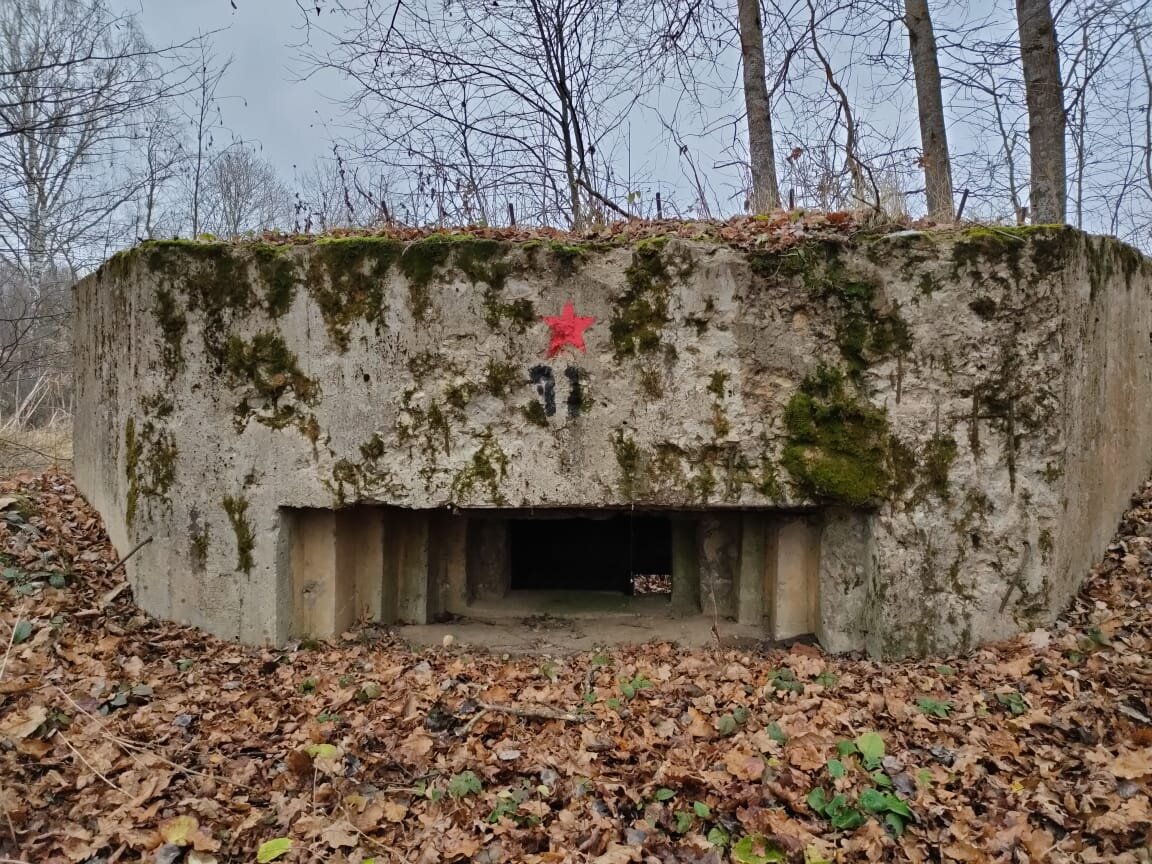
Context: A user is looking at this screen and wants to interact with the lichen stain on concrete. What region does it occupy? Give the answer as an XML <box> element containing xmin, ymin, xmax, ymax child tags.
<box><xmin>76</xmin><ymin>226</ymin><xmax>1152</xmax><ymax>656</ymax></box>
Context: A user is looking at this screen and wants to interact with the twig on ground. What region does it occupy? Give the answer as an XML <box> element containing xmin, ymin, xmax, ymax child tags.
<box><xmin>107</xmin><ymin>536</ymin><xmax>154</xmax><ymax>578</ymax></box>
<box><xmin>53</xmin><ymin>731</ymin><xmax>129</xmax><ymax>798</ymax></box>
<box><xmin>50</xmin><ymin>685</ymin><xmax>261</xmax><ymax>793</ymax></box>
<box><xmin>0</xmin><ymin>607</ymin><xmax>22</xmax><ymax>683</ymax></box>
<box><xmin>476</xmin><ymin>701</ymin><xmax>584</xmax><ymax>723</ymax></box>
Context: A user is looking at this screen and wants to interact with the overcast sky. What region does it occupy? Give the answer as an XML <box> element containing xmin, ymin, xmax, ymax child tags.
<box><xmin>112</xmin><ymin>0</ymin><xmax>346</xmax><ymax>181</ymax></box>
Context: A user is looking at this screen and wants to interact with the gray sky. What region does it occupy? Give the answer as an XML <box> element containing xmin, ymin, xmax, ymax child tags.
<box><xmin>113</xmin><ymin>0</ymin><xmax>345</xmax><ymax>180</ymax></box>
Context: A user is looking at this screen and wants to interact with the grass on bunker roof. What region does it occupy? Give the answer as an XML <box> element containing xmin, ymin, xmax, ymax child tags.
<box><xmin>145</xmin><ymin>210</ymin><xmax>924</xmax><ymax>253</ymax></box>
<box><xmin>0</xmin><ymin>471</ymin><xmax>1150</xmax><ymax>864</ymax></box>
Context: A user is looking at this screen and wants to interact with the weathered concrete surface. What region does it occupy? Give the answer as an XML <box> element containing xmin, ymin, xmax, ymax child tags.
<box><xmin>73</xmin><ymin>227</ymin><xmax>1152</xmax><ymax>656</ymax></box>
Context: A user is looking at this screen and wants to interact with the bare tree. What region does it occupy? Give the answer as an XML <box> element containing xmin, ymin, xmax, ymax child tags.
<box><xmin>0</xmin><ymin>0</ymin><xmax>161</xmax><ymax>280</ymax></box>
<box><xmin>737</xmin><ymin>0</ymin><xmax>782</xmax><ymax>212</ymax></box>
<box><xmin>1016</xmin><ymin>0</ymin><xmax>1066</xmax><ymax>223</ymax></box>
<box><xmin>305</xmin><ymin>0</ymin><xmax>657</xmax><ymax>228</ymax></box>
<box><xmin>904</xmin><ymin>0</ymin><xmax>954</xmax><ymax>220</ymax></box>
<box><xmin>0</xmin><ymin>0</ymin><xmax>190</xmax><ymax>418</ymax></box>
<box><xmin>198</xmin><ymin>145</ymin><xmax>293</xmax><ymax>238</ymax></box>
<box><xmin>182</xmin><ymin>40</ymin><xmax>233</xmax><ymax>237</ymax></box>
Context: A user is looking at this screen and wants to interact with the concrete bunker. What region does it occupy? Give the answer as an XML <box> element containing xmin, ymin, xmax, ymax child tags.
<box><xmin>281</xmin><ymin>504</ymin><xmax>824</xmax><ymax>642</ymax></box>
<box><xmin>73</xmin><ymin>226</ymin><xmax>1152</xmax><ymax>656</ymax></box>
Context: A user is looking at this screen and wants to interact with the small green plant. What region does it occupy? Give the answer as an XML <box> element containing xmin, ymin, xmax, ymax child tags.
<box><xmin>176</xmin><ymin>658</ymin><xmax>194</xmax><ymax>672</ymax></box>
<box><xmin>854</xmin><ymin>731</ymin><xmax>885</xmax><ymax>768</ymax></box>
<box><xmin>2</xmin><ymin>567</ymin><xmax>44</xmax><ymax>597</ymax></box>
<box><xmin>299</xmin><ymin>678</ymin><xmax>317</xmax><ymax>694</ymax></box>
<box><xmin>936</xmin><ymin>664</ymin><xmax>956</xmax><ymax>677</ymax></box>
<box><xmin>591</xmin><ymin>653</ymin><xmax>611</xmax><ymax>666</ymax></box>
<box><xmin>653</xmin><ymin>787</ymin><xmax>676</xmax><ymax>802</ymax></box>
<box><xmin>448</xmin><ymin>770</ymin><xmax>483</xmax><ymax>799</ymax></box>
<box><xmin>826</xmin><ymin>758</ymin><xmax>846</xmax><ymax>779</ymax></box>
<box><xmin>316</xmin><ymin>712</ymin><xmax>343</xmax><ymax>724</ymax></box>
<box><xmin>858</xmin><ymin>788</ymin><xmax>914</xmax><ymax>836</ymax></box>
<box><xmin>357</xmin><ymin>682</ymin><xmax>382</xmax><ymax>702</ymax></box>
<box><xmin>706</xmin><ymin>825</ymin><xmax>730</xmax><ymax>847</ymax></box>
<box><xmin>765</xmin><ymin>722</ymin><xmax>788</xmax><ymax>744</ymax></box>
<box><xmin>539</xmin><ymin>661</ymin><xmax>559</xmax><ymax>682</ymax></box>
<box><xmin>916</xmin><ymin>697</ymin><xmax>953</xmax><ymax>718</ymax></box>
<box><xmin>11</xmin><ymin>619</ymin><xmax>32</xmax><ymax>645</ymax></box>
<box><xmin>338</xmin><ymin>673</ymin><xmax>354</xmax><ymax>687</ymax></box>
<box><xmin>995</xmin><ymin>690</ymin><xmax>1028</xmax><ymax>716</ymax></box>
<box><xmin>769</xmin><ymin>668</ymin><xmax>804</xmax><ymax>694</ymax></box>
<box><xmin>870</xmin><ymin>771</ymin><xmax>893</xmax><ymax>788</ymax></box>
<box><xmin>673</xmin><ymin>810</ymin><xmax>694</xmax><ymax>833</ymax></box>
<box><xmin>815</xmin><ymin>671</ymin><xmax>838</xmax><ymax>688</ymax></box>
<box><xmin>693</xmin><ymin>801</ymin><xmax>712</xmax><ymax>819</ymax></box>
<box><xmin>807</xmin><ymin>788</ymin><xmax>866</xmax><ymax>830</ymax></box>
<box><xmin>717</xmin><ymin>706</ymin><xmax>750</xmax><ymax>737</ymax></box>
<box><xmin>256</xmin><ymin>837</ymin><xmax>293</xmax><ymax>862</ymax></box>
<box><xmin>618</xmin><ymin>674</ymin><xmax>652</xmax><ymax>699</ymax></box>
<box><xmin>487</xmin><ymin>797</ymin><xmax>519</xmax><ymax>823</ymax></box>
<box><xmin>731</xmin><ymin>834</ymin><xmax>789</xmax><ymax>863</ymax></box>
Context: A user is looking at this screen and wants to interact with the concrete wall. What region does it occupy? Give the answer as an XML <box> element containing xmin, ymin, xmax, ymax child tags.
<box><xmin>72</xmin><ymin>227</ymin><xmax>1152</xmax><ymax>656</ymax></box>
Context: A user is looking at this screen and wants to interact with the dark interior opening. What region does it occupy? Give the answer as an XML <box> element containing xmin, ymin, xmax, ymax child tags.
<box><xmin>509</xmin><ymin>514</ymin><xmax>673</xmax><ymax>594</ymax></box>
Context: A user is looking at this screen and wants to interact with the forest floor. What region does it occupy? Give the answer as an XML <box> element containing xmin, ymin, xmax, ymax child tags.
<box><xmin>0</xmin><ymin>471</ymin><xmax>1149</xmax><ymax>864</ymax></box>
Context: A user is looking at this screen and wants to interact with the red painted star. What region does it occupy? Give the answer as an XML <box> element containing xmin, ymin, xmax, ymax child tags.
<box><xmin>542</xmin><ymin>301</ymin><xmax>595</xmax><ymax>358</ymax></box>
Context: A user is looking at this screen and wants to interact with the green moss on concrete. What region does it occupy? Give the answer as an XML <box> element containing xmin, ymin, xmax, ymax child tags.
<box><xmin>189</xmin><ymin>514</ymin><xmax>210</xmax><ymax>568</ymax></box>
<box><xmin>610</xmin><ymin>238</ymin><xmax>685</xmax><ymax>360</ymax></box>
<box><xmin>140</xmin><ymin>393</ymin><xmax>174</xmax><ymax>419</ymax></box>
<box><xmin>707</xmin><ymin>370</ymin><xmax>729</xmax><ymax>398</ymax></box>
<box><xmin>1038</xmin><ymin>528</ymin><xmax>1054</xmax><ymax>560</ymax></box>
<box><xmin>781</xmin><ymin>366</ymin><xmax>895</xmax><ymax>506</ymax></box>
<box><xmin>125</xmin><ymin>417</ymin><xmax>139</xmax><ymax>527</ymax></box>
<box><xmin>125</xmin><ymin>416</ymin><xmax>178</xmax><ymax>526</ymax></box>
<box><xmin>521</xmin><ymin>400</ymin><xmax>550</xmax><ymax>427</ymax></box>
<box><xmin>638</xmin><ymin>366</ymin><xmax>664</xmax><ymax>399</ymax></box>
<box><xmin>921</xmin><ymin>434</ymin><xmax>958</xmax><ymax>501</ymax></box>
<box><xmin>952</xmin><ymin>224</ymin><xmax>1078</xmax><ymax>287</ymax></box>
<box><xmin>222</xmin><ymin>495</ymin><xmax>255</xmax><ymax>574</ymax></box>
<box><xmin>252</xmin><ymin>244</ymin><xmax>300</xmax><ymax>317</ymax></box>
<box><xmin>612</xmin><ymin>428</ymin><xmax>642</xmax><ymax>500</ymax></box>
<box><xmin>154</xmin><ymin>287</ymin><xmax>187</xmax><ymax>373</ymax></box>
<box><xmin>711</xmin><ymin>404</ymin><xmax>730</xmax><ymax>437</ymax></box>
<box><xmin>484</xmin><ymin>361</ymin><xmax>522</xmax><ymax>397</ymax></box>
<box><xmin>224</xmin><ymin>332</ymin><xmax>318</xmax><ymax>405</ymax></box>
<box><xmin>544</xmin><ymin>241</ymin><xmax>588</xmax><ymax>276</ymax></box>
<box><xmin>751</xmin><ymin>240</ymin><xmax>911</xmax><ymax>375</ymax></box>
<box><xmin>360</xmin><ymin>434</ymin><xmax>386</xmax><ymax>461</ymax></box>
<box><xmin>454</xmin><ymin>237</ymin><xmax>512</xmax><ymax>289</ymax></box>
<box><xmin>143</xmin><ymin>240</ymin><xmax>252</xmax><ymax>368</ymax></box>
<box><xmin>445</xmin><ymin>382</ymin><xmax>474</xmax><ymax>411</ymax></box>
<box><xmin>308</xmin><ymin>237</ymin><xmax>402</xmax><ymax>349</ymax></box>
<box><xmin>757</xmin><ymin>454</ymin><xmax>783</xmax><ymax>499</ymax></box>
<box><xmin>482</xmin><ymin>288</ymin><xmax>535</xmax><ymax>333</ymax></box>
<box><xmin>327</xmin><ymin>434</ymin><xmax>402</xmax><ymax>505</ymax></box>
<box><xmin>451</xmin><ymin>433</ymin><xmax>509</xmax><ymax>504</ymax></box>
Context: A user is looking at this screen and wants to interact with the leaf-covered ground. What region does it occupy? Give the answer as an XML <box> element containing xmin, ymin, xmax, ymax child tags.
<box><xmin>0</xmin><ymin>472</ymin><xmax>1149</xmax><ymax>864</ymax></box>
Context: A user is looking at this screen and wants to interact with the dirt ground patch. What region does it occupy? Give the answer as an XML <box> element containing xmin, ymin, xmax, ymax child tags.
<box><xmin>0</xmin><ymin>472</ymin><xmax>1149</xmax><ymax>863</ymax></box>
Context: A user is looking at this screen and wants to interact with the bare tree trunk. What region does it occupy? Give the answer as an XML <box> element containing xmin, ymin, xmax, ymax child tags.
<box><xmin>1016</xmin><ymin>0</ymin><xmax>1066</xmax><ymax>224</ymax></box>
<box><xmin>736</xmin><ymin>0</ymin><xmax>780</xmax><ymax>213</ymax></box>
<box><xmin>904</xmin><ymin>0</ymin><xmax>954</xmax><ymax>221</ymax></box>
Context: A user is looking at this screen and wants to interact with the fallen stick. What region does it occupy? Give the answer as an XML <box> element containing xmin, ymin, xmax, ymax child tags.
<box><xmin>108</xmin><ymin>536</ymin><xmax>154</xmax><ymax>577</ymax></box>
<box><xmin>476</xmin><ymin>701</ymin><xmax>584</xmax><ymax>723</ymax></box>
